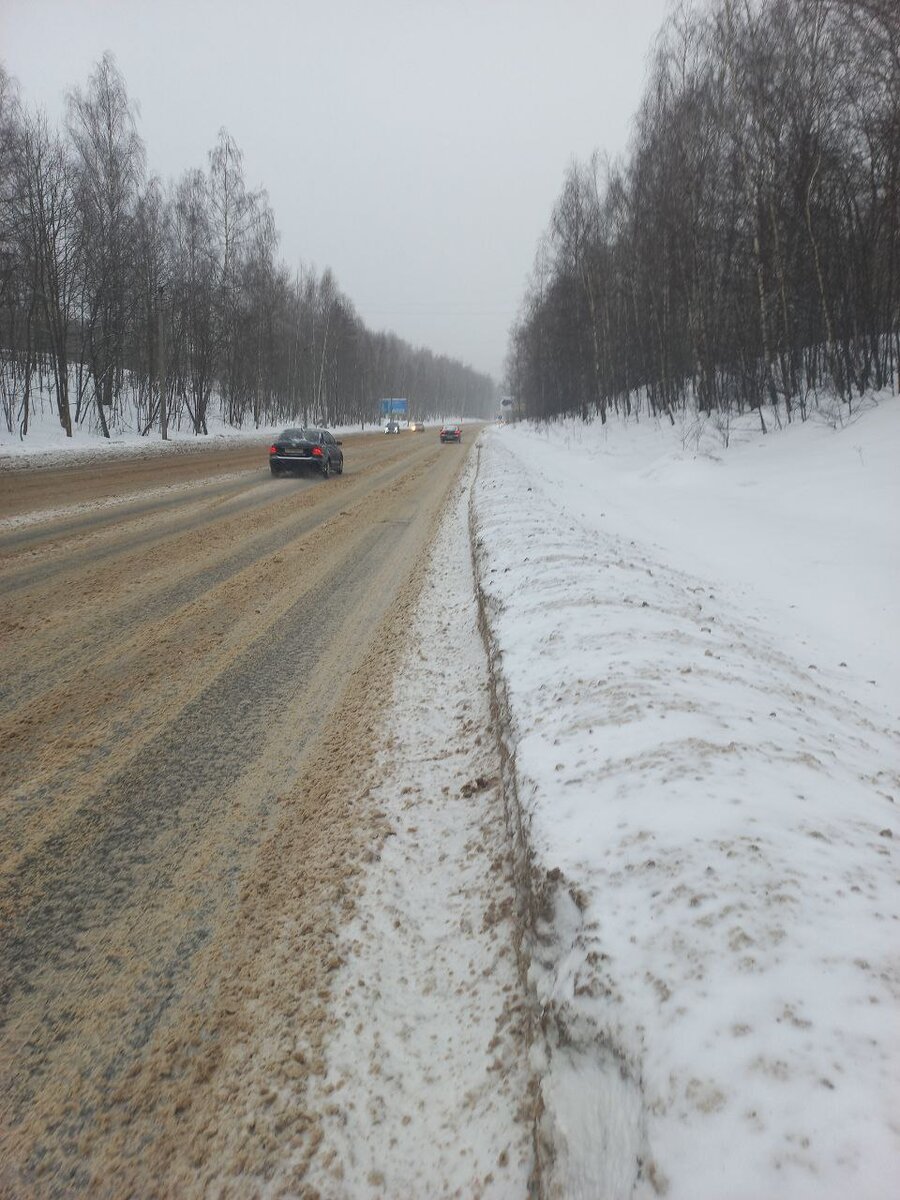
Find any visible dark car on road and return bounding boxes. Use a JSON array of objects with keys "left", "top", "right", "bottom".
[
  {"left": 440, "top": 424, "right": 462, "bottom": 443},
  {"left": 269, "top": 428, "right": 344, "bottom": 478}
]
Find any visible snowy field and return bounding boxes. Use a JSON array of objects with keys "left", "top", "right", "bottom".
[{"left": 470, "top": 396, "right": 899, "bottom": 1198}]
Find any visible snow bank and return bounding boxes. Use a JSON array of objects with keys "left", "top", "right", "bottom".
[{"left": 471, "top": 398, "right": 899, "bottom": 1198}]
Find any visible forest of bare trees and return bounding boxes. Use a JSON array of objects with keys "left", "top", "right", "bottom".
[
  {"left": 0, "top": 54, "right": 494, "bottom": 439},
  {"left": 507, "top": 0, "right": 899, "bottom": 428}
]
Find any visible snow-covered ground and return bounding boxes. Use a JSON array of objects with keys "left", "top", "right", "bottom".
[
  {"left": 468, "top": 396, "right": 899, "bottom": 1198},
  {"left": 0, "top": 386, "right": 279, "bottom": 463}
]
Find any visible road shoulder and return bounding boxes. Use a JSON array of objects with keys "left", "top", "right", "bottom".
[{"left": 299, "top": 455, "right": 537, "bottom": 1197}]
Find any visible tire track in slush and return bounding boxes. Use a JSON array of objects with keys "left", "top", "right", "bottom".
[
  {"left": 0, "top": 447, "right": 431, "bottom": 714},
  {"left": 1, "top": 521, "right": 398, "bottom": 1096},
  {"left": 0, "top": 468, "right": 267, "bottom": 552},
  {"left": 0, "top": 473, "right": 302, "bottom": 596}
]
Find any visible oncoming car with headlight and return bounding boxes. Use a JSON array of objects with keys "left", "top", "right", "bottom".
[{"left": 268, "top": 428, "right": 344, "bottom": 478}]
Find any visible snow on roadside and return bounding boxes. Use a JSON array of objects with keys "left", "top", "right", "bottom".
[
  {"left": 299, "top": 460, "right": 536, "bottom": 1198},
  {"left": 512, "top": 395, "right": 900, "bottom": 713},
  {"left": 0, "top": 414, "right": 279, "bottom": 469},
  {"left": 471, "top": 404, "right": 899, "bottom": 1199},
  {"left": 0, "top": 403, "right": 377, "bottom": 471}
]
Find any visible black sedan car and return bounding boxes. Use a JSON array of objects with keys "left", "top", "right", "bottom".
[
  {"left": 269, "top": 428, "right": 344, "bottom": 478},
  {"left": 440, "top": 424, "right": 462, "bottom": 443}
]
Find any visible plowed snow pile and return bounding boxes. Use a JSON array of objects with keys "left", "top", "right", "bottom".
[{"left": 471, "top": 399, "right": 899, "bottom": 1199}]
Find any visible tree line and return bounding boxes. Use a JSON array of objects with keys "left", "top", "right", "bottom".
[
  {"left": 506, "top": 0, "right": 899, "bottom": 428},
  {"left": 0, "top": 54, "right": 494, "bottom": 439}
]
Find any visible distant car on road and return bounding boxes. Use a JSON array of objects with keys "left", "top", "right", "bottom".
[
  {"left": 269, "top": 428, "right": 343, "bottom": 478},
  {"left": 384, "top": 421, "right": 401, "bottom": 434},
  {"left": 440, "top": 424, "right": 462, "bottom": 443},
  {"left": 408, "top": 421, "right": 426, "bottom": 432}
]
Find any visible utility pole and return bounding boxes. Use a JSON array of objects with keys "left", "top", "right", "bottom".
[{"left": 158, "top": 285, "right": 168, "bottom": 440}]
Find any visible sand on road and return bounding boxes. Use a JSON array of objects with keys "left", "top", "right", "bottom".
[{"left": 0, "top": 430, "right": 474, "bottom": 1197}]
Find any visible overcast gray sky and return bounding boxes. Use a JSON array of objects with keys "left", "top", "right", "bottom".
[{"left": 2, "top": 0, "right": 672, "bottom": 380}]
